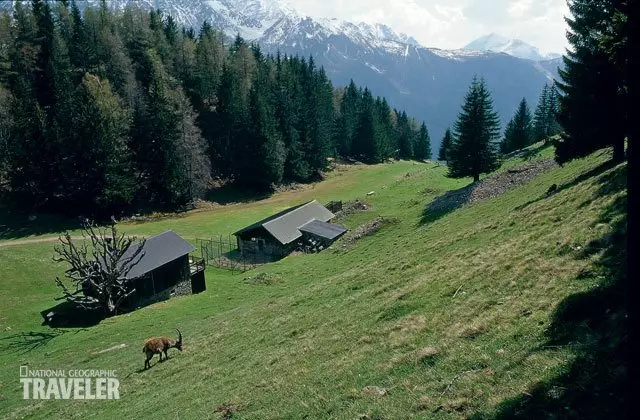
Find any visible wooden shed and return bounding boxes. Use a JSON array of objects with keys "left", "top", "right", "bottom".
[
  {"left": 121, "top": 231, "right": 206, "bottom": 309},
  {"left": 233, "top": 200, "right": 347, "bottom": 258}
]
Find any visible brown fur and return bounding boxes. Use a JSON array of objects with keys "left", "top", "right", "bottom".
[{"left": 142, "top": 329, "right": 183, "bottom": 369}]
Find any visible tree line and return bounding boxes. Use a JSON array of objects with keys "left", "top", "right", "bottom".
[{"left": 0, "top": 0, "right": 431, "bottom": 217}]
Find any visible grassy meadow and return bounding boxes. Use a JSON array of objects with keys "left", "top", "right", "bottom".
[{"left": 0, "top": 145, "right": 627, "bottom": 419}]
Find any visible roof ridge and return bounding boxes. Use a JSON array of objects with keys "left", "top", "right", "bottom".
[{"left": 263, "top": 200, "right": 317, "bottom": 228}]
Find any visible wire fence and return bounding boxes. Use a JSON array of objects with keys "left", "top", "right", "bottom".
[{"left": 196, "top": 235, "right": 265, "bottom": 273}]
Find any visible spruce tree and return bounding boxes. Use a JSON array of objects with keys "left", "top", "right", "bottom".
[
  {"left": 375, "top": 97, "right": 394, "bottom": 159},
  {"left": 353, "top": 88, "right": 377, "bottom": 163},
  {"left": 396, "top": 110, "right": 413, "bottom": 159},
  {"left": 438, "top": 128, "right": 453, "bottom": 162},
  {"left": 414, "top": 122, "right": 432, "bottom": 160},
  {"left": 501, "top": 98, "right": 533, "bottom": 154},
  {"left": 337, "top": 80, "right": 360, "bottom": 157},
  {"left": 448, "top": 76, "right": 501, "bottom": 182},
  {"left": 533, "top": 84, "right": 560, "bottom": 142},
  {"left": 66, "top": 74, "right": 135, "bottom": 213},
  {"left": 555, "top": 0, "right": 626, "bottom": 163}
]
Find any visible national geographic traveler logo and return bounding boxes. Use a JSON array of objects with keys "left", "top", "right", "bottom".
[{"left": 20, "top": 366, "right": 120, "bottom": 400}]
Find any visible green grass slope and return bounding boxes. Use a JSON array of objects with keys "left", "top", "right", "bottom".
[{"left": 0, "top": 147, "right": 627, "bottom": 419}]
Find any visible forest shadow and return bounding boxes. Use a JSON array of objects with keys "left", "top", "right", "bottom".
[
  {"left": 204, "top": 183, "right": 273, "bottom": 205},
  {"left": 0, "top": 205, "right": 80, "bottom": 241},
  {"left": 470, "top": 163, "right": 628, "bottom": 419}
]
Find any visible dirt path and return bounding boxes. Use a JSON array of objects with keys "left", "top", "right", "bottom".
[{"left": 0, "top": 236, "right": 85, "bottom": 248}]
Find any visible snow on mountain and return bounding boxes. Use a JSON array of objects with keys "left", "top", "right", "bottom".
[
  {"left": 464, "top": 33, "right": 561, "bottom": 61},
  {"left": 71, "top": 0, "right": 422, "bottom": 55}
]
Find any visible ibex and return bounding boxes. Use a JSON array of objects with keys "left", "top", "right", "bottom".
[{"left": 142, "top": 329, "right": 183, "bottom": 369}]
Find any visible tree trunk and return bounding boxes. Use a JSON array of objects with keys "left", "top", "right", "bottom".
[{"left": 473, "top": 173, "right": 480, "bottom": 182}]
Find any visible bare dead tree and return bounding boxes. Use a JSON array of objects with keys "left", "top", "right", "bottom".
[{"left": 53, "top": 219, "right": 146, "bottom": 316}]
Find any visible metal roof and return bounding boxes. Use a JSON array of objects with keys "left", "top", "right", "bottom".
[
  {"left": 119, "top": 231, "right": 196, "bottom": 280},
  {"left": 234, "top": 200, "right": 335, "bottom": 245},
  {"left": 299, "top": 220, "right": 348, "bottom": 240}
]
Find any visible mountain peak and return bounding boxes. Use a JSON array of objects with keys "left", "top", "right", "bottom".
[{"left": 463, "top": 33, "right": 559, "bottom": 61}]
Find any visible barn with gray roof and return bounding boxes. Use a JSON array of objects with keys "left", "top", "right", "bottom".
[
  {"left": 123, "top": 231, "right": 206, "bottom": 309},
  {"left": 233, "top": 200, "right": 347, "bottom": 257}
]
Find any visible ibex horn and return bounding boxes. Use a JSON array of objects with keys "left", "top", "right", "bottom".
[{"left": 176, "top": 329, "right": 182, "bottom": 342}]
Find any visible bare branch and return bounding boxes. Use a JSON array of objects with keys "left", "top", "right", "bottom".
[{"left": 53, "top": 219, "right": 145, "bottom": 316}]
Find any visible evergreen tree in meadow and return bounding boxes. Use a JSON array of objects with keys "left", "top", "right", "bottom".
[
  {"left": 414, "top": 122, "right": 432, "bottom": 160},
  {"left": 438, "top": 128, "right": 453, "bottom": 162},
  {"left": 533, "top": 84, "right": 560, "bottom": 143},
  {"left": 448, "top": 76, "right": 501, "bottom": 182},
  {"left": 396, "top": 110, "right": 413, "bottom": 159},
  {"left": 501, "top": 97, "right": 534, "bottom": 154}
]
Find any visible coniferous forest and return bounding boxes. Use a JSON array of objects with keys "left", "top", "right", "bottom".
[
  {"left": 0, "top": 0, "right": 631, "bottom": 220},
  {"left": 0, "top": 1, "right": 432, "bottom": 217}
]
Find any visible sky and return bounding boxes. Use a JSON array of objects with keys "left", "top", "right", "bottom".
[{"left": 291, "top": 0, "right": 570, "bottom": 54}]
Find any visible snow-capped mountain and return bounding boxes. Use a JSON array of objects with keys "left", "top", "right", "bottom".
[
  {"left": 2, "top": 0, "right": 562, "bottom": 148},
  {"left": 76, "top": 0, "right": 418, "bottom": 50},
  {"left": 464, "top": 33, "right": 561, "bottom": 61}
]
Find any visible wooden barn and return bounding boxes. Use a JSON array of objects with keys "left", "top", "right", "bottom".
[
  {"left": 233, "top": 200, "right": 347, "bottom": 258},
  {"left": 122, "top": 231, "right": 206, "bottom": 309},
  {"left": 42, "top": 231, "right": 206, "bottom": 327}
]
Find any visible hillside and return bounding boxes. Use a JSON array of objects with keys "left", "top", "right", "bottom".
[{"left": 0, "top": 146, "right": 627, "bottom": 418}]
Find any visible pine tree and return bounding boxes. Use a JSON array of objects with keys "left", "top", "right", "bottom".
[
  {"left": 243, "top": 61, "right": 285, "bottom": 189},
  {"left": 547, "top": 84, "right": 561, "bottom": 136},
  {"left": 448, "top": 76, "right": 501, "bottom": 182},
  {"left": 438, "top": 128, "right": 453, "bottom": 162},
  {"left": 396, "top": 110, "right": 413, "bottom": 159},
  {"left": 414, "top": 122, "right": 432, "bottom": 160},
  {"left": 501, "top": 98, "right": 533, "bottom": 154},
  {"left": 65, "top": 74, "right": 135, "bottom": 214},
  {"left": 353, "top": 88, "right": 377, "bottom": 163},
  {"left": 533, "top": 84, "right": 561, "bottom": 143},
  {"left": 337, "top": 80, "right": 360, "bottom": 157},
  {"left": 555, "top": 0, "right": 627, "bottom": 164},
  {"left": 374, "top": 97, "right": 394, "bottom": 160},
  {"left": 130, "top": 50, "right": 191, "bottom": 208}
]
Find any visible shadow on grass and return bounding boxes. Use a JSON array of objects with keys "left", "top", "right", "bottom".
[
  {"left": 514, "top": 159, "right": 621, "bottom": 212},
  {"left": 503, "top": 141, "right": 554, "bottom": 162},
  {"left": 419, "top": 183, "right": 478, "bottom": 225},
  {"left": 0, "top": 205, "right": 80, "bottom": 241},
  {"left": 520, "top": 142, "right": 553, "bottom": 161},
  {"left": 40, "top": 301, "right": 105, "bottom": 329},
  {"left": 0, "top": 329, "right": 84, "bottom": 354},
  {"left": 470, "top": 162, "right": 628, "bottom": 419}
]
